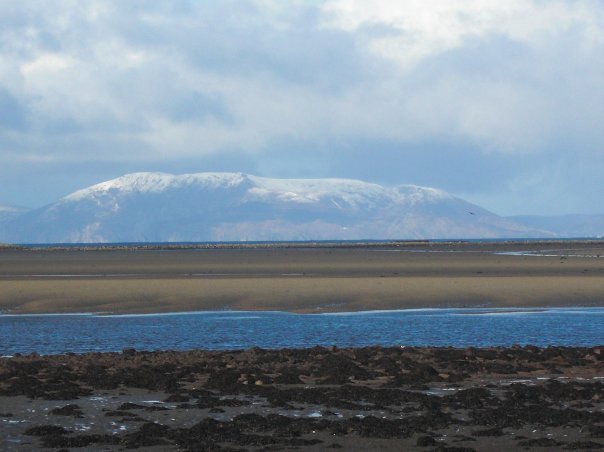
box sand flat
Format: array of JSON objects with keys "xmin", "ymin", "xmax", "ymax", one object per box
[{"xmin": 1, "ymin": 242, "xmax": 603, "ymax": 314}]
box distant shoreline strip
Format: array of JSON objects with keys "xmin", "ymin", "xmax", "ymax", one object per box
[{"xmin": 3, "ymin": 238, "xmax": 604, "ymax": 252}]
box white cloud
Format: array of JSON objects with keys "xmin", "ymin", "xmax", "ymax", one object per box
[
  {"xmin": 0, "ymin": 0, "xmax": 602, "ymax": 175},
  {"xmin": 321, "ymin": 0, "xmax": 604, "ymax": 69}
]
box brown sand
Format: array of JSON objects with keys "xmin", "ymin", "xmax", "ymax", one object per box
[
  {"xmin": 2, "ymin": 243, "xmax": 603, "ymax": 451},
  {"xmin": 1, "ymin": 241, "xmax": 604, "ymax": 314}
]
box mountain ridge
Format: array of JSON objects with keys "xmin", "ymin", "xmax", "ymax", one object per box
[{"xmin": 1, "ymin": 172, "xmax": 548, "ymax": 243}]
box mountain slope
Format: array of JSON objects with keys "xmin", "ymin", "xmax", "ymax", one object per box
[
  {"xmin": 1, "ymin": 172, "xmax": 546, "ymax": 243},
  {"xmin": 0, "ymin": 205, "xmax": 29, "ymax": 244},
  {"xmin": 509, "ymin": 214, "xmax": 604, "ymax": 238},
  {"xmin": 0, "ymin": 204, "xmax": 28, "ymax": 221}
]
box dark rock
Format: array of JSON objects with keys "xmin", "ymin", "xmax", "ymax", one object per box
[
  {"xmin": 163, "ymin": 393, "xmax": 190, "ymax": 403},
  {"xmin": 452, "ymin": 435, "xmax": 476, "ymax": 442},
  {"xmin": 205, "ymin": 369, "xmax": 241, "ymax": 391},
  {"xmin": 24, "ymin": 425, "xmax": 69, "ymax": 436},
  {"xmin": 445, "ymin": 387, "xmax": 497, "ymax": 409},
  {"xmin": 517, "ymin": 437, "xmax": 562, "ymax": 447},
  {"xmin": 565, "ymin": 440, "xmax": 604, "ymax": 450},
  {"xmin": 121, "ymin": 422, "xmax": 172, "ymax": 449},
  {"xmin": 471, "ymin": 427, "xmax": 504, "ymax": 437},
  {"xmin": 590, "ymin": 425, "xmax": 604, "ymax": 438},
  {"xmin": 417, "ymin": 435, "xmax": 438, "ymax": 446},
  {"xmin": 117, "ymin": 402, "xmax": 146, "ymax": 410},
  {"xmin": 41, "ymin": 434, "xmax": 120, "ymax": 448},
  {"xmin": 49, "ymin": 404, "xmax": 83, "ymax": 417},
  {"xmin": 430, "ymin": 447, "xmax": 476, "ymax": 452}
]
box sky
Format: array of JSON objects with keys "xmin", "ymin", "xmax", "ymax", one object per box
[{"xmin": 0, "ymin": 0, "xmax": 603, "ymax": 216}]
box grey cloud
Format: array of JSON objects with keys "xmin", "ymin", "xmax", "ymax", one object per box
[
  {"xmin": 0, "ymin": 1, "xmax": 602, "ymax": 216},
  {"xmin": 115, "ymin": 2, "xmax": 368, "ymax": 92},
  {"xmin": 0, "ymin": 87, "xmax": 26, "ymax": 130},
  {"xmin": 162, "ymin": 91, "xmax": 233, "ymax": 124}
]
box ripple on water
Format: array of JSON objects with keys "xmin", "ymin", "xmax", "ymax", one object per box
[{"xmin": 2, "ymin": 308, "xmax": 604, "ymax": 355}]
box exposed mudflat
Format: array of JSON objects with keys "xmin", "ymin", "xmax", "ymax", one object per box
[
  {"xmin": 1, "ymin": 241, "xmax": 604, "ymax": 314},
  {"xmin": 1, "ymin": 346, "xmax": 603, "ymax": 451}
]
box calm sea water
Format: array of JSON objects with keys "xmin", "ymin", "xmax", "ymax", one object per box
[{"xmin": 1, "ymin": 308, "xmax": 603, "ymax": 355}]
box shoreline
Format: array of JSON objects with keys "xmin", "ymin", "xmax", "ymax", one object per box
[
  {"xmin": 2, "ymin": 345, "xmax": 603, "ymax": 451},
  {"xmin": 2, "ymin": 241, "xmax": 604, "ymax": 315},
  {"xmin": 6, "ymin": 238, "xmax": 604, "ymax": 251},
  {"xmin": 2, "ymin": 305, "xmax": 604, "ymax": 318},
  {"xmin": 3, "ymin": 242, "xmax": 603, "ymax": 449}
]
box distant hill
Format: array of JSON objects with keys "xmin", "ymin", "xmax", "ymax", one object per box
[
  {"xmin": 0, "ymin": 205, "xmax": 28, "ymax": 246},
  {"xmin": 0, "ymin": 172, "xmax": 547, "ymax": 243},
  {"xmin": 0, "ymin": 204, "xmax": 29, "ymax": 222},
  {"xmin": 509, "ymin": 214, "xmax": 604, "ymax": 238}
]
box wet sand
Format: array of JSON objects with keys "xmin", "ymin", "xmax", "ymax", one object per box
[
  {"xmin": 1, "ymin": 241, "xmax": 604, "ymax": 314},
  {"xmin": 2, "ymin": 243, "xmax": 603, "ymax": 450},
  {"xmin": 1, "ymin": 346, "xmax": 603, "ymax": 451}
]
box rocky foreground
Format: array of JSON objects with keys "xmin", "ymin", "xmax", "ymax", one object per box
[{"xmin": 1, "ymin": 346, "xmax": 603, "ymax": 451}]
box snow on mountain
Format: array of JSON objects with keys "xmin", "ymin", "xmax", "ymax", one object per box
[
  {"xmin": 64, "ymin": 172, "xmax": 248, "ymax": 201},
  {"xmin": 0, "ymin": 172, "xmax": 547, "ymax": 243}
]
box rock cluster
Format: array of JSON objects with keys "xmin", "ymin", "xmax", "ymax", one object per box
[{"xmin": 1, "ymin": 346, "xmax": 603, "ymax": 450}]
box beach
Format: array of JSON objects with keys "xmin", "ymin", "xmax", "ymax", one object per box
[
  {"xmin": 1, "ymin": 241, "xmax": 604, "ymax": 315},
  {"xmin": 2, "ymin": 241, "xmax": 604, "ymax": 450},
  {"xmin": 2, "ymin": 346, "xmax": 603, "ymax": 451}
]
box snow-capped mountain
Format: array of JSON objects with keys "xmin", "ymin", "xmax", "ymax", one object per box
[{"xmin": 0, "ymin": 172, "xmax": 546, "ymax": 243}]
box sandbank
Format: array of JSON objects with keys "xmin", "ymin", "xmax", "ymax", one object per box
[{"xmin": 1, "ymin": 241, "xmax": 603, "ymax": 315}]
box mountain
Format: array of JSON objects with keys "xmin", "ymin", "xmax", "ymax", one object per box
[
  {"xmin": 509, "ymin": 214, "xmax": 604, "ymax": 238},
  {"xmin": 0, "ymin": 205, "xmax": 29, "ymax": 244},
  {"xmin": 0, "ymin": 172, "xmax": 547, "ymax": 243},
  {"xmin": 0, "ymin": 204, "xmax": 29, "ymax": 223}
]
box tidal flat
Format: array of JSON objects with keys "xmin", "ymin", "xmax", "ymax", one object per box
[
  {"xmin": 1, "ymin": 346, "xmax": 603, "ymax": 451},
  {"xmin": 1, "ymin": 241, "xmax": 603, "ymax": 450},
  {"xmin": 1, "ymin": 240, "xmax": 604, "ymax": 314}
]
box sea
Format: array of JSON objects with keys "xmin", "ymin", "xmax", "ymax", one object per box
[
  {"xmin": 1, "ymin": 308, "xmax": 603, "ymax": 356},
  {"xmin": 3, "ymin": 239, "xmax": 603, "ymax": 355}
]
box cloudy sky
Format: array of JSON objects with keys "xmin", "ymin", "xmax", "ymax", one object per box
[{"xmin": 1, "ymin": 0, "xmax": 603, "ymax": 215}]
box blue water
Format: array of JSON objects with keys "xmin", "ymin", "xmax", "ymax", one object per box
[{"xmin": 1, "ymin": 308, "xmax": 602, "ymax": 355}]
